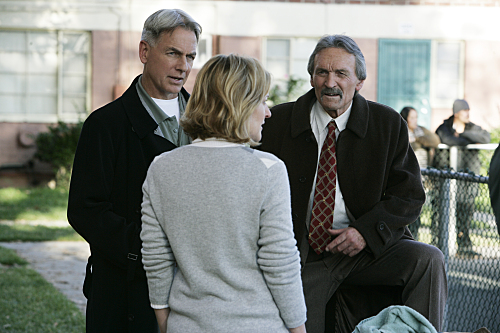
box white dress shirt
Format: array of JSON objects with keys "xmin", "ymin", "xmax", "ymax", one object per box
[{"xmin": 306, "ymin": 100, "xmax": 352, "ymax": 230}]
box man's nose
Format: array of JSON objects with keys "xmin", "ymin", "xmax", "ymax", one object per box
[
  {"xmin": 325, "ymin": 73, "xmax": 337, "ymax": 88},
  {"xmin": 176, "ymin": 57, "xmax": 189, "ymax": 72}
]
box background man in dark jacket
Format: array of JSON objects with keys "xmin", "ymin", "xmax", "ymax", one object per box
[
  {"xmin": 434, "ymin": 99, "xmax": 490, "ymax": 256},
  {"xmin": 67, "ymin": 9, "xmax": 201, "ymax": 332},
  {"xmin": 259, "ymin": 35, "xmax": 447, "ymax": 333}
]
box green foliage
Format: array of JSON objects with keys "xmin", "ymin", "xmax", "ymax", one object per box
[
  {"xmin": 0, "ymin": 251, "xmax": 85, "ymax": 332},
  {"xmin": 490, "ymin": 127, "xmax": 500, "ymax": 144},
  {"xmin": 268, "ymin": 75, "xmax": 307, "ymax": 107},
  {"xmin": 478, "ymin": 127, "xmax": 500, "ymax": 176},
  {"xmin": 35, "ymin": 121, "xmax": 83, "ymax": 188},
  {"xmin": 0, "ymin": 187, "xmax": 69, "ymax": 221}
]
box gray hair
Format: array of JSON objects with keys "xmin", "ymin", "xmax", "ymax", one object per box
[
  {"xmin": 141, "ymin": 9, "xmax": 202, "ymax": 47},
  {"xmin": 307, "ymin": 35, "xmax": 367, "ymax": 81}
]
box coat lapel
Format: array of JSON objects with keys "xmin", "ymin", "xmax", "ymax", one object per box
[
  {"xmin": 122, "ymin": 76, "xmax": 158, "ymax": 140},
  {"xmin": 345, "ymin": 93, "xmax": 370, "ymax": 139},
  {"xmin": 290, "ymin": 89, "xmax": 316, "ymax": 138}
]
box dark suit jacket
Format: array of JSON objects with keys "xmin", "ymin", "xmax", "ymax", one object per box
[
  {"xmin": 260, "ymin": 89, "xmax": 425, "ymax": 260},
  {"xmin": 67, "ymin": 75, "xmax": 189, "ymax": 332}
]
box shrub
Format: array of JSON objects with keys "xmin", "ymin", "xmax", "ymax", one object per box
[
  {"xmin": 268, "ymin": 75, "xmax": 307, "ymax": 107},
  {"xmin": 35, "ymin": 121, "xmax": 83, "ymax": 188}
]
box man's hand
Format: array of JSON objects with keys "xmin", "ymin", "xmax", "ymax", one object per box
[{"xmin": 325, "ymin": 227, "xmax": 366, "ymax": 257}]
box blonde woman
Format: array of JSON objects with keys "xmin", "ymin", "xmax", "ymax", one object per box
[{"xmin": 140, "ymin": 54, "xmax": 307, "ymax": 333}]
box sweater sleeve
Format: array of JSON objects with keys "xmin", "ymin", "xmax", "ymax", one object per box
[
  {"xmin": 256, "ymin": 160, "xmax": 307, "ymax": 329},
  {"xmin": 140, "ymin": 162, "xmax": 176, "ymax": 309}
]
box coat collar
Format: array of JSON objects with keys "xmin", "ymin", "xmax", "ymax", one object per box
[
  {"xmin": 122, "ymin": 75, "xmax": 190, "ymax": 139},
  {"xmin": 290, "ymin": 88, "xmax": 369, "ymax": 139}
]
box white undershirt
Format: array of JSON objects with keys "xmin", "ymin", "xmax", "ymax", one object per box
[
  {"xmin": 152, "ymin": 97, "xmax": 180, "ymax": 122},
  {"xmin": 308, "ymin": 100, "xmax": 352, "ymax": 230}
]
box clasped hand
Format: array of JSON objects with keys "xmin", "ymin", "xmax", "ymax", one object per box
[{"xmin": 324, "ymin": 227, "xmax": 366, "ymax": 257}]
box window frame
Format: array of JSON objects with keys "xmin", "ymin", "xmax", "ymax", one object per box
[
  {"xmin": 192, "ymin": 34, "xmax": 212, "ymax": 70},
  {"xmin": 0, "ymin": 29, "xmax": 91, "ymax": 123},
  {"xmin": 262, "ymin": 36, "xmax": 318, "ymax": 82}
]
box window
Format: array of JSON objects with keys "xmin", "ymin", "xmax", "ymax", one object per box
[
  {"xmin": 264, "ymin": 37, "xmax": 318, "ymax": 100},
  {"xmin": 193, "ymin": 36, "xmax": 212, "ymax": 69},
  {"xmin": 0, "ymin": 30, "xmax": 90, "ymax": 123},
  {"xmin": 430, "ymin": 41, "xmax": 465, "ymax": 108}
]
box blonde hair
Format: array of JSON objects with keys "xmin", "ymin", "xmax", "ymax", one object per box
[{"xmin": 181, "ymin": 54, "xmax": 271, "ymax": 146}]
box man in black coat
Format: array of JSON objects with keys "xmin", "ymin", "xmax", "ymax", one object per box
[
  {"xmin": 259, "ymin": 35, "xmax": 447, "ymax": 333},
  {"xmin": 67, "ymin": 9, "xmax": 201, "ymax": 332}
]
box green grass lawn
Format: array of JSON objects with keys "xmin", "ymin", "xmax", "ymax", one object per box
[
  {"xmin": 0, "ymin": 187, "xmax": 85, "ymax": 331},
  {"xmin": 0, "ymin": 247, "xmax": 85, "ymax": 333},
  {"xmin": 0, "ymin": 187, "xmax": 68, "ymax": 221},
  {"xmin": 0, "ymin": 187, "xmax": 82, "ymax": 242}
]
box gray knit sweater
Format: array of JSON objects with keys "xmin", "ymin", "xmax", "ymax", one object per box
[{"xmin": 141, "ymin": 139, "xmax": 306, "ymax": 332}]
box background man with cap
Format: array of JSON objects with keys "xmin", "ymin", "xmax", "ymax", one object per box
[{"xmin": 435, "ymin": 99, "xmax": 490, "ymax": 255}]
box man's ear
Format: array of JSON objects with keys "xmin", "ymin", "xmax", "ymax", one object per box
[
  {"xmin": 139, "ymin": 40, "xmax": 149, "ymax": 65},
  {"xmin": 355, "ymin": 79, "xmax": 365, "ymax": 92}
]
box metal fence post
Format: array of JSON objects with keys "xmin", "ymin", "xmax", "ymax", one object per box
[
  {"xmin": 448, "ymin": 146, "xmax": 458, "ymax": 257},
  {"xmin": 438, "ymin": 178, "xmax": 451, "ymax": 264}
]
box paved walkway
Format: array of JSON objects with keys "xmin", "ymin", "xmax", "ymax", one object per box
[{"xmin": 0, "ymin": 221, "xmax": 90, "ymax": 313}]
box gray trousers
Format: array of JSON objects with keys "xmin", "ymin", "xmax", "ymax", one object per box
[{"xmin": 301, "ymin": 238, "xmax": 447, "ymax": 333}]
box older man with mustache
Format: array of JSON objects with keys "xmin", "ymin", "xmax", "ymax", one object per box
[{"xmin": 259, "ymin": 35, "xmax": 447, "ymax": 333}]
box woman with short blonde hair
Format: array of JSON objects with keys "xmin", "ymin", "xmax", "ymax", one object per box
[
  {"xmin": 181, "ymin": 54, "xmax": 272, "ymax": 146},
  {"xmin": 141, "ymin": 54, "xmax": 307, "ymax": 333}
]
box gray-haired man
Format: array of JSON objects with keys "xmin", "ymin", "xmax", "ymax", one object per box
[
  {"xmin": 260, "ymin": 34, "xmax": 447, "ymax": 333},
  {"xmin": 68, "ymin": 9, "xmax": 201, "ymax": 332}
]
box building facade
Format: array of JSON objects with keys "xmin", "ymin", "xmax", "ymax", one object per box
[{"xmin": 1, "ymin": 0, "xmax": 499, "ymax": 186}]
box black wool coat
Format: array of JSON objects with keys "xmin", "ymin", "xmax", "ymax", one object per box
[
  {"xmin": 68, "ymin": 75, "xmax": 189, "ymax": 332},
  {"xmin": 259, "ymin": 89, "xmax": 425, "ymax": 260}
]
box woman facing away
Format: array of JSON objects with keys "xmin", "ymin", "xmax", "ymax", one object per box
[
  {"xmin": 140, "ymin": 54, "xmax": 307, "ymax": 333},
  {"xmin": 400, "ymin": 106, "xmax": 440, "ymax": 169}
]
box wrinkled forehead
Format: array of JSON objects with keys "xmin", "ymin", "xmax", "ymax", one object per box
[{"xmin": 314, "ymin": 47, "xmax": 356, "ymax": 71}]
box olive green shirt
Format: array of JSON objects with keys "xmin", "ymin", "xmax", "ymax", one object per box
[{"xmin": 136, "ymin": 76, "xmax": 191, "ymax": 147}]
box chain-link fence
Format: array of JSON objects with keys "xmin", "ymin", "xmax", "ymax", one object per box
[
  {"xmin": 415, "ymin": 144, "xmax": 500, "ymax": 332},
  {"xmin": 431, "ymin": 144, "xmax": 497, "ymax": 177}
]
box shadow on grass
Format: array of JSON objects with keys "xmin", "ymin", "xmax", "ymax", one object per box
[{"xmin": 0, "ymin": 224, "xmax": 83, "ymax": 242}]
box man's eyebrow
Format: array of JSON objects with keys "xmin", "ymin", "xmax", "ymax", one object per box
[
  {"xmin": 165, "ymin": 46, "xmax": 182, "ymax": 54},
  {"xmin": 165, "ymin": 47, "xmax": 197, "ymax": 56}
]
